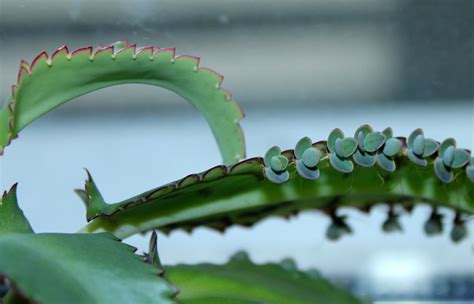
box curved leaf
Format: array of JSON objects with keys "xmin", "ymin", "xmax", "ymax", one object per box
[
  {"xmin": 0, "ymin": 42, "xmax": 245, "ymax": 165},
  {"xmin": 166, "ymin": 252, "xmax": 364, "ymax": 304},
  {"xmin": 0, "ymin": 233, "xmax": 174, "ymax": 304}
]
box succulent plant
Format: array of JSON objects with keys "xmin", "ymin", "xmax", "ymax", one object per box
[
  {"xmin": 406, "ymin": 129, "xmax": 439, "ymax": 166},
  {"xmin": 0, "ymin": 42, "xmax": 473, "ymax": 303},
  {"xmin": 294, "ymin": 137, "xmax": 323, "ymax": 180},
  {"xmin": 434, "ymin": 138, "xmax": 470, "ymax": 183},
  {"xmin": 264, "ymin": 146, "xmax": 290, "ymax": 183},
  {"xmin": 327, "ymin": 129, "xmax": 357, "ymax": 173}
]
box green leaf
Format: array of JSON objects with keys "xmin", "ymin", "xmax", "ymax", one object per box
[
  {"xmin": 0, "ymin": 184, "xmax": 33, "ymax": 234},
  {"xmin": 376, "ymin": 153, "xmax": 396, "ymax": 172},
  {"xmin": 442, "ymin": 145, "xmax": 455, "ymax": 167},
  {"xmin": 467, "ymin": 159, "xmax": 474, "ymax": 182},
  {"xmin": 451, "ymin": 149, "xmax": 470, "ymax": 168},
  {"xmin": 435, "ymin": 158, "xmax": 454, "ymax": 183},
  {"xmin": 302, "ymin": 147, "xmax": 321, "ymax": 168},
  {"xmin": 166, "ymin": 252, "xmax": 364, "ymax": 304},
  {"xmin": 355, "ymin": 124, "xmax": 373, "ymax": 138},
  {"xmin": 440, "ymin": 138, "xmax": 456, "ymax": 156},
  {"xmin": 353, "ymin": 150, "xmax": 376, "ymax": 167},
  {"xmin": 264, "ymin": 146, "xmax": 281, "ymax": 167},
  {"xmin": 412, "ymin": 134, "xmax": 425, "ymax": 156},
  {"xmin": 0, "ymin": 42, "xmax": 245, "ymax": 165},
  {"xmin": 329, "ymin": 153, "xmax": 354, "ymax": 173},
  {"xmin": 270, "ymin": 155, "xmax": 289, "ymax": 173},
  {"xmin": 407, "ymin": 149, "xmax": 428, "ymax": 167},
  {"xmin": 382, "ymin": 138, "xmax": 401, "ymax": 157},
  {"xmin": 422, "ymin": 138, "xmax": 439, "ymax": 157},
  {"xmin": 382, "ymin": 127, "xmax": 393, "ymax": 139},
  {"xmin": 407, "ymin": 128, "xmax": 423, "ymax": 148},
  {"xmin": 0, "ymin": 233, "xmax": 174, "ymax": 304},
  {"xmin": 335, "ymin": 137, "xmax": 357, "ymax": 158},
  {"xmin": 327, "ymin": 128, "xmax": 344, "ymax": 153},
  {"xmin": 295, "ymin": 137, "xmax": 312, "ymax": 159},
  {"xmin": 363, "ymin": 132, "xmax": 386, "ymax": 153}
]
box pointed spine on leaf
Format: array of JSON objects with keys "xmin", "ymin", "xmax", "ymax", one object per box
[{"xmin": 75, "ymin": 169, "xmax": 108, "ymax": 221}]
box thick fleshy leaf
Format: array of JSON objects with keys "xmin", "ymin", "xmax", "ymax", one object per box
[
  {"xmin": 327, "ymin": 128, "xmax": 344, "ymax": 153},
  {"xmin": 270, "ymin": 155, "xmax": 289, "ymax": 173},
  {"xmin": 329, "ymin": 153, "xmax": 354, "ymax": 173},
  {"xmin": 377, "ymin": 153, "xmax": 396, "ymax": 172},
  {"xmin": 295, "ymin": 137, "xmax": 312, "ymax": 159},
  {"xmin": 467, "ymin": 159, "xmax": 474, "ymax": 182},
  {"xmin": 382, "ymin": 127, "xmax": 393, "ymax": 139},
  {"xmin": 451, "ymin": 149, "xmax": 470, "ymax": 169},
  {"xmin": 440, "ymin": 138, "xmax": 456, "ymax": 156},
  {"xmin": 0, "ymin": 43, "xmax": 245, "ymax": 165},
  {"xmin": 0, "ymin": 185, "xmax": 34, "ymax": 234},
  {"xmin": 363, "ymin": 132, "xmax": 386, "ymax": 153},
  {"xmin": 0, "ymin": 233, "xmax": 174, "ymax": 304},
  {"xmin": 407, "ymin": 128, "xmax": 423, "ymax": 148},
  {"xmin": 412, "ymin": 134, "xmax": 425, "ymax": 156},
  {"xmin": 422, "ymin": 138, "xmax": 439, "ymax": 157},
  {"xmin": 383, "ymin": 138, "xmax": 401, "ymax": 157},
  {"xmin": 302, "ymin": 147, "xmax": 321, "ymax": 168},
  {"xmin": 265, "ymin": 167, "xmax": 290, "ymax": 184},
  {"xmin": 353, "ymin": 150, "xmax": 376, "ymax": 167},
  {"xmin": 167, "ymin": 252, "xmax": 363, "ymax": 304},
  {"xmin": 335, "ymin": 137, "xmax": 357, "ymax": 158},
  {"xmin": 407, "ymin": 149, "xmax": 428, "ymax": 167},
  {"xmin": 442, "ymin": 145, "xmax": 455, "ymax": 167},
  {"xmin": 264, "ymin": 146, "xmax": 281, "ymax": 167},
  {"xmin": 296, "ymin": 160, "xmax": 320, "ymax": 180},
  {"xmin": 435, "ymin": 157, "xmax": 454, "ymax": 183}
]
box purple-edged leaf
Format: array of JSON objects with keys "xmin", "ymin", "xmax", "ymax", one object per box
[
  {"xmin": 383, "ymin": 138, "xmax": 401, "ymax": 157},
  {"xmin": 363, "ymin": 132, "xmax": 386, "ymax": 153}
]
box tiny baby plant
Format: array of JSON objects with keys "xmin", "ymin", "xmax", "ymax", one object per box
[{"xmin": 0, "ymin": 41, "xmax": 473, "ymax": 303}]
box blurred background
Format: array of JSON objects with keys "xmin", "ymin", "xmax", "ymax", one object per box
[{"xmin": 0, "ymin": 0, "xmax": 473, "ymax": 301}]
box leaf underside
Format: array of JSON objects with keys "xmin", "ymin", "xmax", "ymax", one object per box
[
  {"xmin": 165, "ymin": 252, "xmax": 364, "ymax": 304},
  {"xmin": 81, "ymin": 138, "xmax": 474, "ymax": 239},
  {"xmin": 0, "ymin": 233, "xmax": 174, "ymax": 304},
  {"xmin": 0, "ymin": 41, "xmax": 245, "ymax": 165}
]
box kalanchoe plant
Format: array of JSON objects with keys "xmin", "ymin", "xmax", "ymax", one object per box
[
  {"xmin": 327, "ymin": 128, "xmax": 358, "ymax": 173},
  {"xmin": 0, "ymin": 41, "xmax": 473, "ymax": 303}
]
